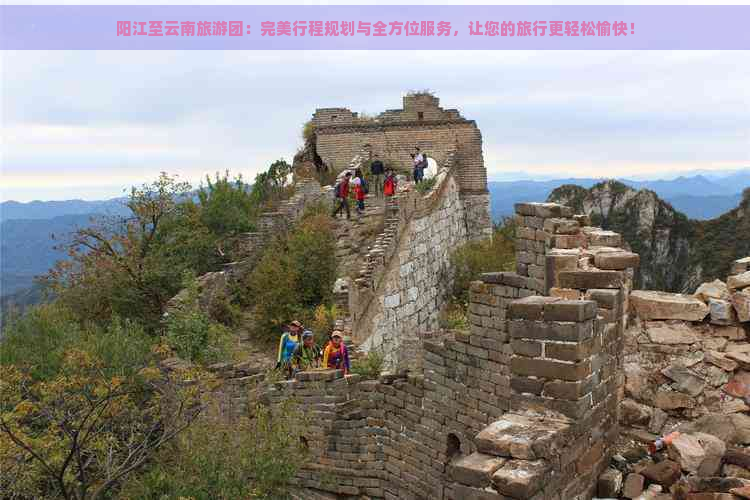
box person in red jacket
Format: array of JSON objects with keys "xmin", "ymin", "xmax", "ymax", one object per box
[
  {"xmin": 331, "ymin": 171, "xmax": 352, "ymax": 219},
  {"xmin": 352, "ymin": 168, "xmax": 366, "ymax": 216},
  {"xmin": 383, "ymin": 168, "xmax": 397, "ymax": 198}
]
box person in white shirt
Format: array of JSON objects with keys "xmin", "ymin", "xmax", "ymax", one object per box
[{"xmin": 413, "ymin": 147, "xmax": 425, "ymax": 183}]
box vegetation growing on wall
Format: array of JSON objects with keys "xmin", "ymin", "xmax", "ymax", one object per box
[{"xmin": 445, "ymin": 222, "xmax": 516, "ymax": 327}]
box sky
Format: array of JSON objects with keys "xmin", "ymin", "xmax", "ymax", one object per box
[{"xmin": 2, "ymin": 0, "xmax": 750, "ymax": 202}]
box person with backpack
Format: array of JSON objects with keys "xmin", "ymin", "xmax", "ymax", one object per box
[
  {"xmin": 331, "ymin": 171, "xmax": 352, "ymax": 220},
  {"xmin": 383, "ymin": 168, "xmax": 397, "ymax": 198},
  {"xmin": 370, "ymin": 154, "xmax": 385, "ymax": 197},
  {"xmin": 352, "ymin": 168, "xmax": 367, "ymax": 217}
]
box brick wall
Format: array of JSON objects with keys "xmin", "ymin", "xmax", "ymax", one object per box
[
  {"xmin": 356, "ymin": 172, "xmax": 471, "ymax": 368},
  {"xmin": 217, "ymin": 200, "xmax": 640, "ymax": 499},
  {"xmin": 311, "ymin": 95, "xmax": 487, "ymax": 194}
]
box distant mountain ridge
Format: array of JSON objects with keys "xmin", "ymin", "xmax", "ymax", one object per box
[
  {"xmin": 1, "ymin": 198, "xmax": 129, "ymax": 222},
  {"xmin": 489, "ymin": 169, "xmax": 750, "ymax": 221},
  {"xmin": 1, "ymin": 214, "xmax": 97, "ymax": 297},
  {"xmin": 548, "ymin": 180, "xmax": 750, "ymax": 293}
]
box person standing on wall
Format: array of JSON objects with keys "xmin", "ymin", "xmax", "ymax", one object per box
[
  {"xmin": 331, "ymin": 171, "xmax": 352, "ymax": 220},
  {"xmin": 413, "ymin": 147, "xmax": 425, "ymax": 183},
  {"xmin": 352, "ymin": 168, "xmax": 367, "ymax": 217},
  {"xmin": 383, "ymin": 168, "xmax": 397, "ymax": 198},
  {"xmin": 370, "ymin": 154, "xmax": 385, "ymax": 197}
]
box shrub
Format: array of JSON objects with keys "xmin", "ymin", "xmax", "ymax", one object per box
[
  {"xmin": 197, "ymin": 171, "xmax": 257, "ymax": 237},
  {"xmin": 310, "ymin": 304, "xmax": 339, "ymax": 339},
  {"xmin": 0, "ymin": 303, "xmax": 152, "ymax": 382},
  {"xmin": 302, "ymin": 119, "xmax": 315, "ymax": 144},
  {"xmin": 415, "ymin": 176, "xmax": 438, "ymax": 194},
  {"xmin": 120, "ymin": 400, "xmax": 309, "ymax": 499},
  {"xmin": 439, "ymin": 303, "xmax": 469, "ymax": 331},
  {"xmin": 0, "ymin": 342, "xmax": 201, "ymax": 500},
  {"xmin": 351, "ymin": 350, "xmax": 384, "ymax": 380},
  {"xmin": 450, "ymin": 223, "xmax": 516, "ymax": 305},
  {"xmin": 165, "ymin": 274, "xmax": 232, "ymax": 364},
  {"xmin": 243, "ymin": 209, "xmax": 337, "ymax": 340}
]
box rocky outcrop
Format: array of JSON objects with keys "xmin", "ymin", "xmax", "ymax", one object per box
[{"xmin": 549, "ymin": 181, "xmax": 750, "ymax": 294}]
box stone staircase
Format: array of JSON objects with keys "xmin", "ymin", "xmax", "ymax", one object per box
[{"xmin": 447, "ymin": 411, "xmax": 573, "ymax": 499}]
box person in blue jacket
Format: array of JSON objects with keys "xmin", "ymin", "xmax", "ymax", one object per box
[{"xmin": 276, "ymin": 320, "xmax": 302, "ymax": 378}]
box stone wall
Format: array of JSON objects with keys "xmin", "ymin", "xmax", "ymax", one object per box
[
  {"xmin": 311, "ymin": 94, "xmax": 487, "ymax": 194},
  {"xmin": 354, "ymin": 169, "xmax": 481, "ymax": 368},
  {"xmin": 211, "ymin": 200, "xmax": 643, "ymax": 499}
]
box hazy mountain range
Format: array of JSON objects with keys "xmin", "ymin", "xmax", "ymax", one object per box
[
  {"xmin": 2, "ymin": 169, "xmax": 749, "ymax": 308},
  {"xmin": 489, "ymin": 169, "xmax": 750, "ymax": 221}
]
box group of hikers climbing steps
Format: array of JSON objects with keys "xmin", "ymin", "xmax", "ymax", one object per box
[
  {"xmin": 331, "ymin": 147, "xmax": 430, "ymax": 220},
  {"xmin": 276, "ymin": 320, "xmax": 350, "ymax": 379}
]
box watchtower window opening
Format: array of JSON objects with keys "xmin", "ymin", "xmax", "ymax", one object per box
[
  {"xmin": 418, "ymin": 111, "xmax": 424, "ymax": 121},
  {"xmin": 331, "ymin": 115, "xmax": 337, "ymax": 121}
]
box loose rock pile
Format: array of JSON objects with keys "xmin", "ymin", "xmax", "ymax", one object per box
[{"xmin": 597, "ymin": 257, "xmax": 750, "ymax": 499}]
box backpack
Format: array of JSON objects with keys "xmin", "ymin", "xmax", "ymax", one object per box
[
  {"xmin": 384, "ymin": 177, "xmax": 395, "ymax": 196},
  {"xmin": 334, "ymin": 182, "xmax": 342, "ymax": 198},
  {"xmin": 361, "ymin": 177, "xmax": 369, "ymax": 194}
]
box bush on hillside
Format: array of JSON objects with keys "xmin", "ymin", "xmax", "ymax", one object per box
[
  {"xmin": 450, "ymin": 222, "xmax": 516, "ymax": 305},
  {"xmin": 0, "ymin": 303, "xmax": 152, "ymax": 382},
  {"xmin": 120, "ymin": 400, "xmax": 309, "ymax": 499},
  {"xmin": 242, "ymin": 208, "xmax": 337, "ymax": 340},
  {"xmin": 0, "ymin": 312, "xmax": 203, "ymax": 499},
  {"xmin": 164, "ymin": 273, "xmax": 232, "ymax": 364}
]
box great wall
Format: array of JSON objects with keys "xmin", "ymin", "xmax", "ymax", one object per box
[{"xmin": 181, "ymin": 94, "xmax": 750, "ymax": 499}]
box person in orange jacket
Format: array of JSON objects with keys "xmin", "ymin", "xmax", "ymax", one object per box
[{"xmin": 322, "ymin": 331, "xmax": 350, "ymax": 374}]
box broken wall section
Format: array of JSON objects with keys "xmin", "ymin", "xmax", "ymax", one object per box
[{"xmin": 622, "ymin": 256, "xmax": 750, "ymax": 447}]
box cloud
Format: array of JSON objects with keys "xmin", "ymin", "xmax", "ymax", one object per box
[{"xmin": 2, "ymin": 47, "xmax": 749, "ymax": 201}]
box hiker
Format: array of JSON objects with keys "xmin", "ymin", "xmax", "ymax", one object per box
[
  {"xmin": 352, "ymin": 168, "xmax": 367, "ymax": 216},
  {"xmin": 413, "ymin": 147, "xmax": 425, "ymax": 183},
  {"xmin": 370, "ymin": 155, "xmax": 385, "ymax": 197},
  {"xmin": 323, "ymin": 330, "xmax": 350, "ymax": 374},
  {"xmin": 292, "ymin": 330, "xmax": 322, "ymax": 373},
  {"xmin": 331, "ymin": 171, "xmax": 352, "ymax": 220},
  {"xmin": 383, "ymin": 168, "xmax": 397, "ymax": 198},
  {"xmin": 276, "ymin": 320, "xmax": 302, "ymax": 378}
]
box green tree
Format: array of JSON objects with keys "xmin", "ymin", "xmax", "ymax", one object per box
[
  {"xmin": 43, "ymin": 173, "xmax": 193, "ymax": 329},
  {"xmin": 197, "ymin": 171, "xmax": 257, "ymax": 237},
  {"xmin": 0, "ymin": 323, "xmax": 204, "ymax": 500},
  {"xmin": 250, "ymin": 159, "xmax": 293, "ymax": 208}
]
